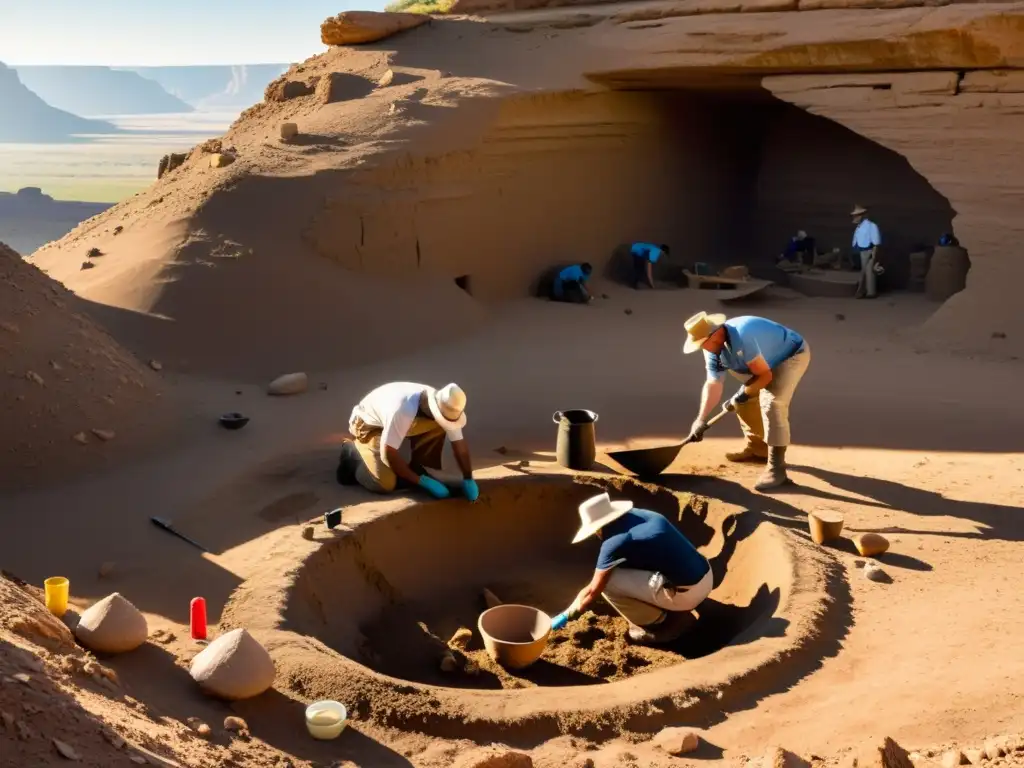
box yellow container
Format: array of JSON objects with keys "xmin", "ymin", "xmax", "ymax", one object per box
[{"xmin": 44, "ymin": 577, "xmax": 69, "ymax": 617}]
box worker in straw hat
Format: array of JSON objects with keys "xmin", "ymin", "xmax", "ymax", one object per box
[
  {"xmin": 682, "ymin": 312, "xmax": 811, "ymax": 491},
  {"xmin": 850, "ymin": 204, "xmax": 882, "ymax": 299},
  {"xmin": 550, "ymin": 492, "xmax": 713, "ymax": 646},
  {"xmin": 336, "ymin": 382, "xmax": 479, "ymax": 501}
]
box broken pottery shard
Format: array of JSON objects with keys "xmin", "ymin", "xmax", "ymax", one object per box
[
  {"xmin": 654, "ymin": 727, "xmax": 700, "ymax": 755},
  {"xmin": 452, "ymin": 746, "xmax": 534, "ymax": 768},
  {"xmin": 855, "ymin": 532, "xmax": 890, "ymax": 557},
  {"xmin": 320, "ymin": 11, "xmax": 428, "ymax": 46},
  {"xmin": 267, "ymin": 372, "xmax": 308, "ymax": 396},
  {"xmin": 75, "ymin": 593, "xmax": 148, "ymax": 654},
  {"xmin": 189, "ymin": 628, "xmax": 275, "ymax": 700},
  {"xmin": 280, "ymin": 122, "xmax": 299, "ymax": 141}
]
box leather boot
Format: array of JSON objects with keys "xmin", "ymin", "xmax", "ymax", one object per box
[
  {"xmin": 725, "ymin": 440, "xmax": 768, "ymax": 463},
  {"xmin": 627, "ymin": 611, "xmax": 696, "ymax": 645},
  {"xmin": 754, "ymin": 446, "xmax": 790, "ymax": 491}
]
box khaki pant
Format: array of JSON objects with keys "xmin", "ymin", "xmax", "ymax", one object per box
[
  {"xmin": 602, "ymin": 567, "xmax": 714, "ymax": 627},
  {"xmin": 855, "ymin": 248, "xmax": 878, "ymax": 298},
  {"xmin": 729, "ymin": 343, "xmax": 811, "ymax": 448},
  {"xmin": 349, "ymin": 416, "xmax": 446, "ymax": 494}
]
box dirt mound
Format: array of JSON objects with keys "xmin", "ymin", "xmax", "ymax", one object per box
[{"xmin": 0, "ymin": 242, "xmax": 176, "ymax": 492}]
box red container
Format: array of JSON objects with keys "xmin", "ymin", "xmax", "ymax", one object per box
[{"xmin": 190, "ymin": 597, "xmax": 208, "ymax": 641}]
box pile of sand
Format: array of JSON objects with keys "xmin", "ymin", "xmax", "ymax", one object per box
[
  {"xmin": 0, "ymin": 242, "xmax": 176, "ymax": 492},
  {"xmin": 74, "ymin": 592, "xmax": 149, "ymax": 654},
  {"xmin": 189, "ymin": 627, "xmax": 276, "ymax": 700}
]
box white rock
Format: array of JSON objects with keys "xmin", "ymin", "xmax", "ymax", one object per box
[
  {"xmin": 53, "ymin": 738, "xmax": 79, "ymax": 760},
  {"xmin": 267, "ymin": 372, "xmax": 308, "ymax": 396},
  {"xmin": 280, "ymin": 122, "xmax": 299, "ymax": 141},
  {"xmin": 654, "ymin": 727, "xmax": 700, "ymax": 755},
  {"xmin": 209, "ymin": 153, "xmax": 235, "ymax": 168},
  {"xmin": 149, "ymin": 360, "xmax": 163, "ymax": 371},
  {"xmin": 72, "ymin": 432, "xmax": 89, "ymax": 445},
  {"xmin": 91, "ymin": 428, "xmax": 115, "ymax": 441},
  {"xmin": 74, "ymin": 593, "xmax": 148, "ymax": 654},
  {"xmin": 189, "ymin": 628, "xmax": 275, "ymax": 700},
  {"xmin": 377, "ymin": 69, "xmax": 395, "ymax": 88},
  {"xmin": 864, "ymin": 565, "xmax": 891, "ymax": 583}
]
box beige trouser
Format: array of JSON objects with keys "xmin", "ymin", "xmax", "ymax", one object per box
[
  {"xmin": 602, "ymin": 566, "xmax": 714, "ymax": 627},
  {"xmin": 729, "ymin": 343, "xmax": 811, "ymax": 448},
  {"xmin": 349, "ymin": 416, "xmax": 446, "ymax": 494},
  {"xmin": 856, "ymin": 248, "xmax": 878, "ymax": 298}
]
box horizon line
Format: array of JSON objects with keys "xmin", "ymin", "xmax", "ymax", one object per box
[{"xmin": 7, "ymin": 61, "xmax": 295, "ymax": 68}]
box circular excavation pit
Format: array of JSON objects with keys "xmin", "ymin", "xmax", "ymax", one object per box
[{"xmin": 224, "ymin": 474, "xmax": 845, "ymax": 741}]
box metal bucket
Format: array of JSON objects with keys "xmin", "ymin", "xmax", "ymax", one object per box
[{"xmin": 553, "ymin": 409, "xmax": 598, "ymax": 471}]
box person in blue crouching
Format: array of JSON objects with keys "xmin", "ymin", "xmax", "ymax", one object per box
[
  {"xmin": 551, "ymin": 493, "xmax": 713, "ymax": 645},
  {"xmin": 550, "ymin": 262, "xmax": 594, "ymax": 304},
  {"xmin": 335, "ymin": 382, "xmax": 479, "ymax": 502},
  {"xmin": 630, "ymin": 242, "xmax": 670, "ymax": 289}
]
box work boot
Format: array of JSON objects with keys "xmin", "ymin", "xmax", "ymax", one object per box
[
  {"xmin": 725, "ymin": 441, "xmax": 768, "ymax": 464},
  {"xmin": 627, "ymin": 611, "xmax": 695, "ymax": 646},
  {"xmin": 754, "ymin": 446, "xmax": 790, "ymax": 492},
  {"xmin": 335, "ymin": 441, "xmax": 361, "ymax": 486}
]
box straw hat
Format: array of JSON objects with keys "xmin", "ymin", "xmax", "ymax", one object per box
[
  {"xmin": 427, "ymin": 383, "xmax": 467, "ymax": 431},
  {"xmin": 572, "ymin": 493, "xmax": 634, "ymax": 544},
  {"xmin": 851, "ymin": 204, "xmax": 868, "ymax": 216},
  {"xmin": 682, "ymin": 311, "xmax": 726, "ymax": 354}
]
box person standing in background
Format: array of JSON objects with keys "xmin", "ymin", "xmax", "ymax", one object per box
[{"xmin": 850, "ymin": 205, "xmax": 881, "ymax": 299}]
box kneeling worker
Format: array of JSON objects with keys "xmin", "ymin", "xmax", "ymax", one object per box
[
  {"xmin": 550, "ymin": 262, "xmax": 594, "ymax": 304},
  {"xmin": 336, "ymin": 381, "xmax": 478, "ymax": 501},
  {"xmin": 682, "ymin": 311, "xmax": 811, "ymax": 491},
  {"xmin": 551, "ymin": 493, "xmax": 713, "ymax": 646}
]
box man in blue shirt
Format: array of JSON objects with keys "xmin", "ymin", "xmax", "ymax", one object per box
[
  {"xmin": 682, "ymin": 312, "xmax": 811, "ymax": 491},
  {"xmin": 850, "ymin": 204, "xmax": 882, "ymax": 299},
  {"xmin": 549, "ymin": 262, "xmax": 593, "ymax": 304},
  {"xmin": 552, "ymin": 492, "xmax": 713, "ymax": 645},
  {"xmin": 630, "ymin": 242, "xmax": 670, "ymax": 289}
]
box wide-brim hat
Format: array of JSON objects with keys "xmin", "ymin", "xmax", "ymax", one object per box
[
  {"xmin": 426, "ymin": 383, "xmax": 467, "ymax": 431},
  {"xmin": 682, "ymin": 311, "xmax": 727, "ymax": 354},
  {"xmin": 851, "ymin": 204, "xmax": 868, "ymax": 216},
  {"xmin": 572, "ymin": 492, "xmax": 634, "ymax": 544}
]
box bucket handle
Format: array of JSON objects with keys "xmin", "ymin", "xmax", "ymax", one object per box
[{"xmin": 552, "ymin": 410, "xmax": 599, "ymax": 424}]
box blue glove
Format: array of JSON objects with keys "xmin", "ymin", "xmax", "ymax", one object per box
[
  {"xmin": 418, "ymin": 474, "xmax": 450, "ymax": 499},
  {"xmin": 725, "ymin": 389, "xmax": 751, "ymax": 412},
  {"xmin": 462, "ymin": 478, "xmax": 479, "ymax": 502},
  {"xmin": 551, "ymin": 612, "xmax": 569, "ymax": 631}
]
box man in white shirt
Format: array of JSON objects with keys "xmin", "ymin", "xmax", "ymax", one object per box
[
  {"xmin": 850, "ymin": 204, "xmax": 881, "ymax": 299},
  {"xmin": 336, "ymin": 382, "xmax": 479, "ymax": 501}
]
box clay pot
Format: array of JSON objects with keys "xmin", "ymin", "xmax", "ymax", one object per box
[
  {"xmin": 807, "ymin": 510, "xmax": 845, "ymax": 545},
  {"xmin": 854, "ymin": 532, "xmax": 890, "ymax": 557},
  {"xmin": 477, "ymin": 604, "xmax": 551, "ymax": 670}
]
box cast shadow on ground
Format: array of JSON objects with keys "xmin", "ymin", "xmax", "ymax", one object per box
[
  {"xmin": 793, "ymin": 465, "xmax": 1024, "ymax": 543},
  {"xmin": 821, "ymin": 535, "xmax": 932, "ymax": 571}
]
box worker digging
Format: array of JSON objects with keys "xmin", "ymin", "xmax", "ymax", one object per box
[
  {"xmin": 335, "ymin": 381, "xmax": 479, "ymax": 501},
  {"xmin": 550, "ymin": 492, "xmax": 714, "ymax": 645},
  {"xmin": 630, "ymin": 242, "xmax": 670, "ymax": 289},
  {"xmin": 683, "ymin": 311, "xmax": 811, "ymax": 492},
  {"xmin": 548, "ymin": 262, "xmax": 595, "ymax": 304}
]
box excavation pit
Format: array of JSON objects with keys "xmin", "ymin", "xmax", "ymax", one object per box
[{"xmin": 225, "ymin": 473, "xmax": 843, "ymax": 740}]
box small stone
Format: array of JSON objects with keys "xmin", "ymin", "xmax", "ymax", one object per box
[
  {"xmin": 49, "ymin": 360, "xmax": 62, "ymax": 371},
  {"xmin": 26, "ymin": 370, "xmax": 44, "ymax": 385},
  {"xmin": 130, "ymin": 757, "xmax": 147, "ymax": 765},
  {"xmin": 853, "ymin": 559, "xmax": 866, "ymax": 568},
  {"xmin": 98, "ymin": 561, "xmax": 116, "ymax": 578},
  {"xmin": 624, "ymin": 308, "xmax": 633, "ymax": 315},
  {"xmin": 864, "ymin": 564, "xmax": 891, "ymax": 583},
  {"xmin": 448, "ymin": 627, "xmax": 473, "ymax": 650},
  {"xmin": 151, "ymin": 629, "xmax": 176, "ymax": 644},
  {"xmin": 53, "ymin": 738, "xmax": 80, "ymax": 760},
  {"xmin": 12, "ymin": 673, "xmax": 31, "ymax": 685},
  {"xmin": 267, "ymin": 372, "xmax": 308, "ymax": 396},
  {"xmin": 855, "ymin": 533, "xmax": 890, "ymax": 557},
  {"xmin": 302, "ymin": 526, "xmax": 315, "ymax": 540},
  {"xmin": 439, "ymin": 653, "xmax": 458, "ymax": 673},
  {"xmin": 942, "ymin": 750, "xmax": 964, "ymax": 768},
  {"xmin": 149, "ymin": 360, "xmax": 163, "ymax": 371},
  {"xmin": 983, "ymin": 741, "xmax": 1005, "ymax": 760},
  {"xmin": 197, "ymin": 723, "xmax": 212, "ymax": 738},
  {"xmin": 210, "ymin": 153, "xmax": 235, "ymax": 168},
  {"xmin": 101, "ymin": 728, "xmax": 126, "ymax": 749},
  {"xmin": 280, "ymin": 123, "xmax": 299, "ymax": 141},
  {"xmin": 654, "ymin": 727, "xmax": 700, "ymax": 755},
  {"xmin": 377, "ymin": 69, "xmax": 395, "ymax": 88},
  {"xmin": 836, "ymin": 313, "xmax": 846, "ymax": 321},
  {"xmin": 81, "ymin": 261, "xmax": 95, "ymax": 270},
  {"xmin": 224, "ymin": 715, "xmax": 248, "ymax": 733},
  {"xmin": 964, "ymin": 750, "xmax": 983, "ymax": 765},
  {"xmin": 91, "ymin": 429, "xmax": 115, "ymax": 441}
]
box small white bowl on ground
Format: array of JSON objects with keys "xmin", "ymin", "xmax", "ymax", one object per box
[{"xmin": 305, "ymin": 700, "xmax": 347, "ymax": 740}]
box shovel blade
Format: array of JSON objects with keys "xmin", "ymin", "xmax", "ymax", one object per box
[{"xmin": 606, "ymin": 443, "xmax": 683, "ymax": 478}]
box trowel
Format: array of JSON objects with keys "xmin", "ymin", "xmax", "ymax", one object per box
[
  {"xmin": 150, "ymin": 517, "xmax": 208, "ymax": 552},
  {"xmin": 606, "ymin": 408, "xmax": 730, "ymax": 479}
]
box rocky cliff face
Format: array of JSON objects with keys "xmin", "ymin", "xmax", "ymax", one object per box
[{"xmin": 0, "ymin": 62, "xmax": 116, "ymax": 142}]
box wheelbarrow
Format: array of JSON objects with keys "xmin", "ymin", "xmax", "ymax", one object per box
[{"xmin": 606, "ymin": 408, "xmax": 730, "ymax": 479}]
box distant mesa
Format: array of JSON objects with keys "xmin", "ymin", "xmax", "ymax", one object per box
[
  {"xmin": 124, "ymin": 64, "xmax": 290, "ymax": 110},
  {"xmin": 15, "ymin": 65, "xmax": 194, "ymax": 116},
  {"xmin": 0, "ymin": 61, "xmax": 117, "ymax": 142}
]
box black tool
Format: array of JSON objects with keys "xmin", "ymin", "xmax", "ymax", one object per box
[
  {"xmin": 150, "ymin": 517, "xmax": 208, "ymax": 552},
  {"xmin": 324, "ymin": 508, "xmax": 343, "ymax": 530},
  {"xmin": 606, "ymin": 408, "xmax": 730, "ymax": 478}
]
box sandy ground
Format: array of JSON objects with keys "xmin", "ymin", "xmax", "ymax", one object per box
[{"xmin": 2, "ymin": 284, "xmax": 1022, "ymax": 767}]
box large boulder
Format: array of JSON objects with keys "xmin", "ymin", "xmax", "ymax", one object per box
[
  {"xmin": 189, "ymin": 628, "xmax": 275, "ymax": 700},
  {"xmin": 74, "ymin": 593, "xmax": 148, "ymax": 654},
  {"xmin": 321, "ymin": 11, "xmax": 429, "ymax": 46}
]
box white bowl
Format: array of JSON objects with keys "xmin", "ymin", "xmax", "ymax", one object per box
[{"xmin": 305, "ymin": 700, "xmax": 348, "ymax": 740}]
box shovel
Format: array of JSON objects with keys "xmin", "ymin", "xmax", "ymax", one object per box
[
  {"xmin": 606, "ymin": 408, "xmax": 730, "ymax": 478},
  {"xmin": 150, "ymin": 517, "xmax": 208, "ymax": 553}
]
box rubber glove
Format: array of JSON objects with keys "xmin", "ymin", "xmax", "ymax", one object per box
[
  {"xmin": 725, "ymin": 389, "xmax": 751, "ymax": 412},
  {"xmin": 551, "ymin": 612, "xmax": 569, "ymax": 631},
  {"xmin": 687, "ymin": 418, "xmax": 708, "ymax": 443},
  {"xmin": 462, "ymin": 478, "xmax": 480, "ymax": 502},
  {"xmin": 418, "ymin": 474, "xmax": 450, "ymax": 499}
]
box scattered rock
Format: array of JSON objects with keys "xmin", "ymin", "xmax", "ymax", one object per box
[
  {"xmin": 12, "ymin": 672, "xmax": 31, "ymax": 685},
  {"xmin": 377, "ymin": 69, "xmax": 395, "ymax": 88},
  {"xmin": 853, "ymin": 559, "xmax": 866, "ymax": 568},
  {"xmin": 855, "ymin": 532, "xmax": 890, "ymax": 557},
  {"xmin": 209, "ymin": 153, "xmax": 235, "ymax": 169},
  {"xmin": 80, "ymin": 261, "xmax": 95, "ymax": 270},
  {"xmin": 224, "ymin": 715, "xmax": 248, "ymax": 733},
  {"xmin": 762, "ymin": 746, "xmax": 811, "ymax": 768},
  {"xmin": 49, "ymin": 360, "xmax": 62, "ymax": 371},
  {"xmin": 53, "ymin": 738, "xmax": 80, "ymax": 760},
  {"xmin": 320, "ymin": 10, "xmax": 428, "ymax": 46},
  {"xmin": 451, "ymin": 746, "xmax": 534, "ymax": 768},
  {"xmin": 157, "ymin": 152, "xmax": 188, "ymax": 179},
  {"xmin": 130, "ymin": 757, "xmax": 147, "ymax": 765},
  {"xmin": 653, "ymin": 727, "xmax": 700, "ymax": 755},
  {"xmin": 149, "ymin": 360, "xmax": 163, "ymax": 371},
  {"xmin": 570, "ymin": 759, "xmax": 595, "ymax": 768},
  {"xmin": 113, "ymin": 226, "xmax": 123, "ymax": 235},
  {"xmin": 963, "ymin": 750, "xmax": 983, "ymax": 765},
  {"xmin": 992, "ymin": 331, "xmax": 1007, "ymax": 339},
  {"xmin": 983, "ymin": 742, "xmax": 1005, "ymax": 760},
  {"xmin": 98, "ymin": 561, "xmax": 116, "ymax": 578},
  {"xmin": 26, "ymin": 370, "xmax": 44, "ymax": 385},
  {"xmin": 439, "ymin": 652, "xmax": 459, "ymax": 673},
  {"xmin": 280, "ymin": 122, "xmax": 298, "ymax": 141},
  {"xmin": 836, "ymin": 313, "xmax": 846, "ymax": 321},
  {"xmin": 151, "ymin": 629, "xmax": 176, "ymax": 644},
  {"xmin": 190, "ymin": 628, "xmax": 276, "ymax": 700},
  {"xmin": 482, "ymin": 588, "xmax": 502, "ymax": 608},
  {"xmin": 86, "ymin": 247, "xmax": 103, "ymax": 258},
  {"xmin": 101, "ymin": 728, "xmax": 126, "ymax": 749},
  {"xmin": 302, "ymin": 526, "xmax": 315, "ymax": 540},
  {"xmin": 74, "ymin": 592, "xmax": 149, "ymax": 654},
  {"xmin": 264, "ymin": 78, "xmax": 314, "ymax": 102},
  {"xmin": 624, "ymin": 308, "xmax": 633, "ymax": 315},
  {"xmin": 864, "ymin": 564, "xmax": 892, "ymax": 583},
  {"xmin": 267, "ymin": 372, "xmax": 308, "ymax": 396},
  {"xmin": 91, "ymin": 428, "xmax": 115, "ymax": 441},
  {"xmin": 852, "ymin": 737, "xmax": 915, "ymax": 768},
  {"xmin": 448, "ymin": 627, "xmax": 473, "ymax": 650}
]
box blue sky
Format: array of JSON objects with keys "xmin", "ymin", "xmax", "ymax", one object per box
[{"xmin": 1, "ymin": 0, "xmax": 385, "ymax": 66}]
